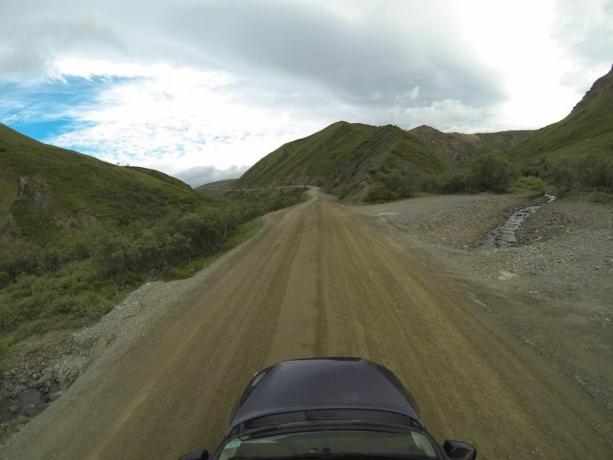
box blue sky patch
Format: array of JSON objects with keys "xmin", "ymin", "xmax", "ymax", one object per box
[{"xmin": 0, "ymin": 76, "xmax": 132, "ymax": 143}]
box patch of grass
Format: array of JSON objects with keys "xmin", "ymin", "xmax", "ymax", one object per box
[{"xmin": 224, "ymin": 217, "xmax": 264, "ymax": 249}]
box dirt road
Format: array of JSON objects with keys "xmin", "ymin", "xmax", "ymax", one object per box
[{"xmin": 3, "ymin": 193, "xmax": 612, "ymax": 459}]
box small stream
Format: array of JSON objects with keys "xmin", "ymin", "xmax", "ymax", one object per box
[{"xmin": 480, "ymin": 193, "xmax": 556, "ymax": 249}]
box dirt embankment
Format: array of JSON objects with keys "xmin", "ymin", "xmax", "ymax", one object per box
[{"xmin": 353, "ymin": 194, "xmax": 613, "ymax": 414}]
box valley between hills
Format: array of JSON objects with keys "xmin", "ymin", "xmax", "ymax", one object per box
[{"xmin": 0, "ymin": 66, "xmax": 612, "ymax": 459}]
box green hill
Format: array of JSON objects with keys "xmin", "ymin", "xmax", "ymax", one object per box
[
  {"xmin": 240, "ymin": 122, "xmax": 442, "ymax": 200},
  {"xmin": 240, "ymin": 65, "xmax": 613, "ymax": 199},
  {"xmin": 504, "ymin": 65, "xmax": 613, "ymax": 192},
  {"xmin": 0, "ymin": 125, "xmax": 304, "ymax": 350},
  {"xmin": 408, "ymin": 125, "xmax": 531, "ymax": 161},
  {"xmin": 239, "ymin": 120, "xmax": 530, "ymax": 201},
  {"xmin": 195, "ymin": 178, "xmax": 238, "ymax": 192},
  {"xmin": 0, "ymin": 123, "xmax": 199, "ymax": 245}
]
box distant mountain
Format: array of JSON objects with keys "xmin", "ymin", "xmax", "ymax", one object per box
[
  {"xmin": 177, "ymin": 165, "xmax": 247, "ymax": 188},
  {"xmin": 0, "ymin": 123, "xmax": 199, "ymax": 245},
  {"xmin": 408, "ymin": 125, "xmax": 531, "ymax": 161},
  {"xmin": 240, "ymin": 65, "xmax": 613, "ymax": 199},
  {"xmin": 195, "ymin": 178, "xmax": 238, "ymax": 193},
  {"xmin": 239, "ymin": 120, "xmax": 530, "ymax": 200}
]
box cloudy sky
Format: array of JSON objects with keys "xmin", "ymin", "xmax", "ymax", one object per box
[{"xmin": 1, "ymin": 0, "xmax": 611, "ymax": 185}]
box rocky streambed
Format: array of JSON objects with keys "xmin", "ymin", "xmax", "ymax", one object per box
[{"xmin": 480, "ymin": 193, "xmax": 556, "ymax": 249}]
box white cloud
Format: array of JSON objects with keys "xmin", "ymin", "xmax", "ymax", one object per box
[
  {"xmin": 47, "ymin": 63, "xmax": 324, "ymax": 174},
  {"xmin": 1, "ymin": 0, "xmax": 611, "ymax": 175},
  {"xmin": 175, "ymin": 165, "xmax": 248, "ymax": 187},
  {"xmin": 378, "ymin": 99, "xmax": 493, "ymax": 134}
]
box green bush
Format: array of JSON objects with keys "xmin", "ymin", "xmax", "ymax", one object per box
[
  {"xmin": 544, "ymin": 154, "xmax": 613, "ymax": 193},
  {"xmin": 0, "ymin": 186, "xmax": 306, "ymax": 338},
  {"xmin": 439, "ymin": 170, "xmax": 472, "ymax": 193},
  {"xmin": 384, "ymin": 171, "xmax": 415, "ymax": 198},
  {"xmin": 364, "ymin": 171, "xmax": 415, "ymax": 202},
  {"xmin": 0, "ymin": 271, "xmax": 8, "ymax": 289},
  {"xmin": 509, "ymin": 176, "xmax": 549, "ymax": 194},
  {"xmin": 468, "ymin": 155, "xmax": 517, "ymax": 193},
  {"xmin": 365, "ymin": 184, "xmax": 397, "ymax": 202},
  {"xmin": 416, "ymin": 154, "xmax": 517, "ymax": 194}
]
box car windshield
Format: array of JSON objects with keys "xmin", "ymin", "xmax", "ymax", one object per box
[{"xmin": 217, "ymin": 429, "xmax": 439, "ymax": 459}]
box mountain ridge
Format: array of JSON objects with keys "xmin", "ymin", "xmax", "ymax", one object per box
[
  {"xmin": 239, "ymin": 120, "xmax": 532, "ymax": 200},
  {"xmin": 239, "ymin": 65, "xmax": 613, "ymax": 199}
]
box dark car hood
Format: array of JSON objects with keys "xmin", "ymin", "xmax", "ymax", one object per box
[{"xmin": 229, "ymin": 358, "xmax": 420, "ymax": 430}]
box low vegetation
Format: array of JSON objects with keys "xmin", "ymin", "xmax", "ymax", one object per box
[
  {"xmin": 508, "ymin": 176, "xmax": 550, "ymax": 195},
  {"xmin": 0, "ymin": 123, "xmax": 306, "ymax": 357},
  {"xmin": 418, "ymin": 154, "xmax": 518, "ymax": 194},
  {"xmin": 0, "ymin": 171, "xmax": 305, "ymax": 355}
]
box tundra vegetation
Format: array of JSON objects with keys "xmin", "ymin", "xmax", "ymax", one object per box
[
  {"xmin": 0, "ymin": 185, "xmax": 304, "ymax": 357},
  {"xmin": 0, "ymin": 123, "xmax": 305, "ymax": 358},
  {"xmin": 240, "ymin": 66, "xmax": 613, "ymax": 202}
]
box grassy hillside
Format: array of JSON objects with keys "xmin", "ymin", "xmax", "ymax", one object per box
[
  {"xmin": 240, "ymin": 122, "xmax": 445, "ymax": 200},
  {"xmin": 0, "ymin": 124, "xmax": 305, "ymax": 355},
  {"xmin": 0, "ymin": 123, "xmax": 199, "ymax": 245},
  {"xmin": 239, "ymin": 66, "xmax": 612, "ymax": 200},
  {"xmin": 408, "ymin": 125, "xmax": 531, "ymax": 160},
  {"xmin": 239, "ymin": 120, "xmax": 531, "ymax": 201},
  {"xmin": 195, "ymin": 178, "xmax": 238, "ymax": 192},
  {"xmin": 504, "ymin": 65, "xmax": 613, "ymax": 193}
]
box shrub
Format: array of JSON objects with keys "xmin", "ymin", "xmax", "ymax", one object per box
[
  {"xmin": 509, "ymin": 176, "xmax": 549, "ymax": 194},
  {"xmin": 364, "ymin": 171, "xmax": 415, "ymax": 202},
  {"xmin": 0, "ymin": 187, "xmax": 306, "ymax": 338},
  {"xmin": 0, "ymin": 271, "xmax": 9, "ymax": 289},
  {"xmin": 383, "ymin": 171, "xmax": 415, "ymax": 198},
  {"xmin": 365, "ymin": 184, "xmax": 397, "ymax": 202},
  {"xmin": 544, "ymin": 154, "xmax": 613, "ymax": 193},
  {"xmin": 417, "ymin": 155, "xmax": 517, "ymax": 194},
  {"xmin": 438, "ymin": 170, "xmax": 472, "ymax": 193},
  {"xmin": 468, "ymin": 155, "xmax": 517, "ymax": 193}
]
